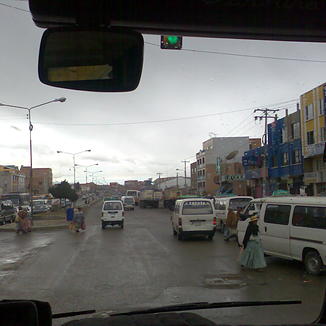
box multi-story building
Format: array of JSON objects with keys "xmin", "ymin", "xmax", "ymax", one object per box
[
  {"xmin": 124, "ymin": 180, "xmax": 142, "ymax": 190},
  {"xmin": 20, "ymin": 166, "xmax": 53, "ymax": 195},
  {"xmin": 243, "ymin": 109, "xmax": 304, "ymax": 197},
  {"xmin": 196, "ymin": 137, "xmax": 250, "ymax": 195},
  {"xmin": 267, "ymin": 109, "xmax": 304, "ymax": 194},
  {"xmin": 300, "ymin": 83, "xmax": 326, "ymax": 195},
  {"xmin": 0, "ymin": 165, "xmax": 26, "ymax": 194},
  {"xmin": 155, "ymin": 177, "xmax": 191, "ymax": 190},
  {"xmin": 190, "ymin": 161, "xmax": 197, "ymax": 192}
]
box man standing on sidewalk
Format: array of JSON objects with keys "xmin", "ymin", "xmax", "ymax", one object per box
[{"xmin": 66, "ymin": 204, "xmax": 74, "ymax": 231}]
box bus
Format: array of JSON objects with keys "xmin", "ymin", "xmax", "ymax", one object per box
[{"xmin": 126, "ymin": 190, "xmax": 140, "ymax": 206}]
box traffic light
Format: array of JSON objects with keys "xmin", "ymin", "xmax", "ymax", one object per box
[{"xmin": 160, "ymin": 35, "xmax": 182, "ymax": 50}]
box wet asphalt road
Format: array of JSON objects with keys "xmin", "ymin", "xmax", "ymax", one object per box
[{"xmin": 1, "ymin": 202, "xmax": 326, "ymax": 325}]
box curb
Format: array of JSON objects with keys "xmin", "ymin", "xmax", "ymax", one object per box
[{"xmin": 0, "ymin": 224, "xmax": 68, "ymax": 232}]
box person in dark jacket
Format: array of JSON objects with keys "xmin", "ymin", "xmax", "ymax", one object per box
[{"xmin": 240, "ymin": 215, "xmax": 266, "ymax": 270}]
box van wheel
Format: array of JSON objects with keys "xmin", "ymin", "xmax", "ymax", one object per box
[
  {"xmin": 101, "ymin": 222, "xmax": 106, "ymax": 230},
  {"xmin": 207, "ymin": 235, "xmax": 214, "ymax": 241},
  {"xmin": 173, "ymin": 228, "xmax": 177, "ymax": 236},
  {"xmin": 304, "ymin": 250, "xmax": 322, "ymax": 275},
  {"xmin": 177, "ymin": 232, "xmax": 183, "ymax": 241},
  {"xmin": 121, "ymin": 222, "xmax": 124, "ymax": 229}
]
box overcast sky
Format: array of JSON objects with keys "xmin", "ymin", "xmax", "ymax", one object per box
[{"xmin": 1, "ymin": 1, "xmax": 326, "ymax": 184}]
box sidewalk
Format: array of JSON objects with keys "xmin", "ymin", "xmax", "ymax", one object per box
[{"xmin": 0, "ymin": 198, "xmax": 101, "ymax": 232}]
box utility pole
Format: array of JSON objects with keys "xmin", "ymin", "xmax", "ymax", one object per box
[
  {"xmin": 156, "ymin": 172, "xmax": 163, "ymax": 190},
  {"xmin": 254, "ymin": 108, "xmax": 279, "ymax": 197},
  {"xmin": 181, "ymin": 160, "xmax": 190, "ymax": 188}
]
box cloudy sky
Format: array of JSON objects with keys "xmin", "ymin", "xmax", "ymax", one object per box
[{"xmin": 1, "ymin": 1, "xmax": 326, "ymax": 184}]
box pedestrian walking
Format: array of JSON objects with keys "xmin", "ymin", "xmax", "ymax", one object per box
[
  {"xmin": 66, "ymin": 204, "xmax": 74, "ymax": 231},
  {"xmin": 240, "ymin": 215, "xmax": 266, "ymax": 271},
  {"xmin": 224, "ymin": 208, "xmax": 235, "ymax": 240},
  {"xmin": 224, "ymin": 207, "xmax": 240, "ymax": 242},
  {"xmin": 15, "ymin": 207, "xmax": 30, "ymax": 234},
  {"xmin": 73, "ymin": 207, "xmax": 85, "ymax": 232}
]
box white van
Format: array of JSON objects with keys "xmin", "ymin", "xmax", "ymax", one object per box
[
  {"xmin": 171, "ymin": 198, "xmax": 216, "ymax": 241},
  {"xmin": 101, "ymin": 200, "xmax": 125, "ymax": 229},
  {"xmin": 121, "ymin": 196, "xmax": 135, "ymax": 210},
  {"xmin": 237, "ymin": 196, "xmax": 326, "ymax": 275},
  {"xmin": 214, "ymin": 196, "xmax": 253, "ymax": 231}
]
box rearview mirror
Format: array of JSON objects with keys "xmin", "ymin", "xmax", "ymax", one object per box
[{"xmin": 38, "ymin": 28, "xmax": 144, "ymax": 92}]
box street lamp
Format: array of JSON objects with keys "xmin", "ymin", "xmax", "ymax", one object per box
[
  {"xmin": 0, "ymin": 97, "xmax": 66, "ymax": 216},
  {"xmin": 176, "ymin": 168, "xmax": 181, "ymax": 189},
  {"xmin": 78, "ymin": 163, "xmax": 99, "ymax": 185},
  {"xmin": 57, "ymin": 149, "xmax": 91, "ymax": 188}
]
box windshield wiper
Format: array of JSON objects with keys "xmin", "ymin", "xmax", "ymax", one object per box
[{"xmin": 111, "ymin": 300, "xmax": 301, "ymax": 316}]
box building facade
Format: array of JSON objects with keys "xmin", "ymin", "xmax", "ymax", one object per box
[
  {"xmin": 20, "ymin": 166, "xmax": 53, "ymax": 195},
  {"xmin": 0, "ymin": 165, "xmax": 26, "ymax": 194},
  {"xmin": 155, "ymin": 177, "xmax": 191, "ymax": 190},
  {"xmin": 267, "ymin": 110, "xmax": 304, "ymax": 194},
  {"xmin": 243, "ymin": 109, "xmax": 304, "ymax": 197},
  {"xmin": 300, "ymin": 83, "xmax": 326, "ymax": 195},
  {"xmin": 190, "ymin": 161, "xmax": 197, "ymax": 192},
  {"xmin": 196, "ymin": 137, "xmax": 250, "ymax": 195}
]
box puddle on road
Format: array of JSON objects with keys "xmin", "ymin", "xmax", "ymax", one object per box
[{"xmin": 203, "ymin": 274, "xmax": 247, "ymax": 289}]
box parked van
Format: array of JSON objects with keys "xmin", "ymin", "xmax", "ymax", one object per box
[
  {"xmin": 214, "ymin": 196, "xmax": 253, "ymax": 231},
  {"xmin": 237, "ymin": 196, "xmax": 326, "ymax": 275},
  {"xmin": 171, "ymin": 198, "xmax": 216, "ymax": 241},
  {"xmin": 121, "ymin": 196, "xmax": 135, "ymax": 210},
  {"xmin": 101, "ymin": 200, "xmax": 124, "ymax": 229}
]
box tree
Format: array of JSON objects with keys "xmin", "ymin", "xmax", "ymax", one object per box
[{"xmin": 49, "ymin": 180, "xmax": 79, "ymax": 202}]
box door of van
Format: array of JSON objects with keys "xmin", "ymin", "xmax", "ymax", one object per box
[
  {"xmin": 260, "ymin": 203, "xmax": 291, "ymax": 257},
  {"xmin": 172, "ymin": 201, "xmax": 181, "ymax": 231},
  {"xmin": 180, "ymin": 200, "xmax": 214, "ymax": 232}
]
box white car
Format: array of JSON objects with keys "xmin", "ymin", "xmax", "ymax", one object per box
[
  {"xmin": 171, "ymin": 198, "xmax": 216, "ymax": 241},
  {"xmin": 101, "ymin": 200, "xmax": 125, "ymax": 229}
]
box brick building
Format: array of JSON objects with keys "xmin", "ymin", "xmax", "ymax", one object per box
[{"xmin": 20, "ymin": 166, "xmax": 53, "ymax": 195}]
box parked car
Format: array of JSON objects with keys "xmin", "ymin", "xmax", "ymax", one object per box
[
  {"xmin": 32, "ymin": 199, "xmax": 50, "ymax": 214},
  {"xmin": 237, "ymin": 196, "xmax": 326, "ymax": 275},
  {"xmin": 0, "ymin": 201, "xmax": 16, "ymax": 224}
]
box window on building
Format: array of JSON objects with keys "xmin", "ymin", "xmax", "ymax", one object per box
[
  {"xmin": 320, "ymin": 98, "xmax": 324, "ymax": 115},
  {"xmin": 321, "ymin": 127, "xmax": 326, "ymax": 142},
  {"xmin": 292, "ymin": 206, "xmax": 326, "ymax": 229},
  {"xmin": 305, "ymin": 104, "xmax": 314, "ymax": 121},
  {"xmin": 202, "ymin": 169, "xmax": 205, "ymax": 176},
  {"xmin": 264, "ymin": 204, "xmax": 291, "ymax": 225},
  {"xmin": 202, "ymin": 157, "xmax": 205, "ymax": 164},
  {"xmin": 272, "ymin": 155, "xmax": 278, "ymax": 167},
  {"xmin": 282, "ymin": 127, "xmax": 287, "ymax": 143},
  {"xmin": 282, "ymin": 152, "xmax": 289, "ymax": 166},
  {"xmin": 307, "ymin": 131, "xmax": 315, "ymax": 145},
  {"xmin": 292, "ymin": 149, "xmax": 301, "ymax": 164},
  {"xmin": 291, "ymin": 122, "xmax": 300, "ymax": 139}
]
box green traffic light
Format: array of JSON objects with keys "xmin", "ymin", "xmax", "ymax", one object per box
[{"xmin": 167, "ymin": 36, "xmax": 179, "ymax": 45}]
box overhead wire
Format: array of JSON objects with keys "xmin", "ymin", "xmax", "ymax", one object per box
[
  {"xmin": 33, "ymin": 99, "xmax": 298, "ymax": 127},
  {"xmin": 0, "ymin": 1, "xmax": 29, "ymax": 12},
  {"xmin": 145, "ymin": 41, "xmax": 326, "ymax": 64}
]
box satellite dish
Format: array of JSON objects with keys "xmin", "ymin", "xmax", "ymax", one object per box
[{"xmin": 225, "ymin": 150, "xmax": 239, "ymax": 160}]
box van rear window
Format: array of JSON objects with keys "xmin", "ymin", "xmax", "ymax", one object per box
[
  {"xmin": 292, "ymin": 206, "xmax": 326, "ymax": 230},
  {"xmin": 103, "ymin": 202, "xmax": 122, "ymax": 210},
  {"xmin": 182, "ymin": 201, "xmax": 213, "ymax": 215}
]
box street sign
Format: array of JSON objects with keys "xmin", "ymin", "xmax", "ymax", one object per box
[{"xmin": 222, "ymin": 175, "xmax": 244, "ymax": 182}]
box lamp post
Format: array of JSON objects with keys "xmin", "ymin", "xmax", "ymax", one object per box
[
  {"xmin": 176, "ymin": 168, "xmax": 181, "ymax": 189},
  {"xmin": 76, "ymin": 163, "xmax": 99, "ymax": 186},
  {"xmin": 0, "ymin": 97, "xmax": 66, "ymax": 216},
  {"xmin": 57, "ymin": 149, "xmax": 91, "ymax": 189}
]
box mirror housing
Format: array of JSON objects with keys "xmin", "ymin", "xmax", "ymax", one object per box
[{"xmin": 38, "ymin": 28, "xmax": 144, "ymax": 92}]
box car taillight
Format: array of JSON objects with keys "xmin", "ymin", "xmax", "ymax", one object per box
[
  {"xmin": 178, "ymin": 218, "xmax": 182, "ymax": 226},
  {"xmin": 213, "ymin": 217, "xmax": 217, "ymax": 225}
]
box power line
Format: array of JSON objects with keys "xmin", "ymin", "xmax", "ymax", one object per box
[
  {"xmin": 33, "ymin": 99, "xmax": 298, "ymax": 127},
  {"xmin": 0, "ymin": 2, "xmax": 29, "ymax": 12},
  {"xmin": 145, "ymin": 41, "xmax": 326, "ymax": 64}
]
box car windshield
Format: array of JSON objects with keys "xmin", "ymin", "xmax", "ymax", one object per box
[
  {"xmin": 104, "ymin": 202, "xmax": 122, "ymax": 210},
  {"xmin": 2, "ymin": 3, "xmax": 326, "ymax": 326}
]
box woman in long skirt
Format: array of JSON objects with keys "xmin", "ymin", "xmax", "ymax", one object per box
[{"xmin": 240, "ymin": 215, "xmax": 266, "ymax": 270}]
